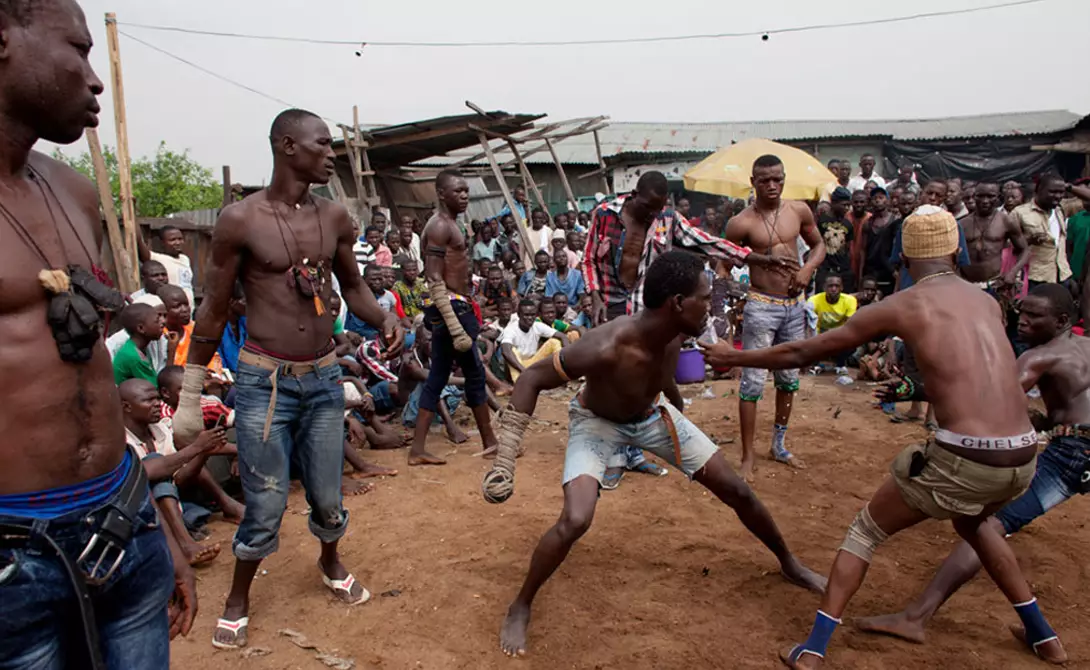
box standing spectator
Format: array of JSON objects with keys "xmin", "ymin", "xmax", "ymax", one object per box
[
  {"xmin": 886, "ymin": 162, "xmax": 921, "ymax": 196},
  {"xmin": 497, "ymin": 184, "xmax": 531, "ymax": 227},
  {"xmin": 1003, "ymin": 182, "xmax": 1025, "ymax": 213},
  {"xmin": 859, "ymin": 187, "xmax": 897, "ymax": 293},
  {"xmin": 815, "ymin": 187, "xmax": 855, "ymax": 291},
  {"xmin": 1066, "ymin": 183, "xmax": 1090, "ymax": 285},
  {"xmin": 1011, "ymin": 175, "xmax": 1072, "ymax": 289},
  {"xmin": 545, "ymin": 248, "xmax": 586, "ymax": 303},
  {"xmin": 676, "ymin": 197, "xmax": 692, "ymax": 219},
  {"xmin": 834, "ymin": 159, "xmax": 852, "ymax": 192},
  {"xmin": 472, "ymin": 219, "xmax": 503, "ymax": 262},
  {"xmin": 847, "ymin": 153, "xmax": 886, "ymax": 192},
  {"xmin": 529, "ymin": 208, "xmax": 553, "ymax": 253},
  {"xmin": 946, "ymin": 181, "xmax": 970, "ymax": 220},
  {"xmin": 846, "ymin": 189, "xmax": 872, "ymax": 282},
  {"xmin": 352, "ymin": 221, "xmax": 376, "ymax": 271},
  {"xmin": 138, "ymin": 225, "xmax": 195, "ymax": 310}
]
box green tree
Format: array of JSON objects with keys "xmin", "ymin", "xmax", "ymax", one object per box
[{"xmin": 52, "ymin": 142, "xmax": 222, "ymax": 217}]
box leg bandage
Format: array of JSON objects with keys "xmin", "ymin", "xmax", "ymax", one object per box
[
  {"xmin": 840, "ymin": 505, "xmax": 889, "ymax": 563},
  {"xmin": 481, "ymin": 406, "xmax": 532, "ymax": 504},
  {"xmin": 427, "ymin": 280, "xmax": 472, "ymax": 352}
]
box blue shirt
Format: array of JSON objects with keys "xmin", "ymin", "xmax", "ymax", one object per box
[
  {"xmin": 572, "ymin": 312, "xmax": 592, "ymax": 329},
  {"xmin": 545, "ymin": 269, "xmax": 586, "ymax": 303},
  {"xmin": 217, "ymin": 316, "xmax": 247, "ymax": 374},
  {"xmin": 889, "ymin": 220, "xmax": 971, "ymax": 290}
]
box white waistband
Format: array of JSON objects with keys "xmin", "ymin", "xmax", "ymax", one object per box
[{"xmin": 934, "ymin": 428, "xmax": 1037, "ymax": 450}]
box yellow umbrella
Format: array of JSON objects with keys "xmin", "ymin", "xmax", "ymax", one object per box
[{"xmin": 683, "ymin": 138, "xmax": 836, "ymax": 201}]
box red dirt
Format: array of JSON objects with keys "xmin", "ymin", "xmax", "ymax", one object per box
[{"xmin": 172, "ymin": 377, "xmax": 1090, "ymax": 669}]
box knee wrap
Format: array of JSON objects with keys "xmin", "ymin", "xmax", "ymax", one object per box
[{"xmin": 840, "ymin": 505, "xmax": 888, "ymax": 563}]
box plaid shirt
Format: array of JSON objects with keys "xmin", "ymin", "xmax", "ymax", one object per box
[{"xmin": 582, "ymin": 194, "xmax": 751, "ymax": 315}]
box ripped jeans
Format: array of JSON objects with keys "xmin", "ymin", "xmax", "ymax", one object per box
[{"xmin": 232, "ymin": 358, "xmax": 348, "ymax": 561}]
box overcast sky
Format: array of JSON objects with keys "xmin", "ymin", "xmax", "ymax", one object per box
[{"xmin": 50, "ymin": 0, "xmax": 1090, "ymax": 184}]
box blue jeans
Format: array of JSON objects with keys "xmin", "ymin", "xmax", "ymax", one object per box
[
  {"xmin": 421, "ymin": 302, "xmax": 487, "ymax": 412},
  {"xmin": 233, "ymin": 358, "xmax": 348, "ymax": 561},
  {"xmin": 740, "ymin": 293, "xmax": 806, "ymax": 401},
  {"xmin": 995, "ymin": 435, "xmax": 1090, "ymax": 534},
  {"xmin": 0, "ymin": 494, "xmax": 174, "ymax": 669}
]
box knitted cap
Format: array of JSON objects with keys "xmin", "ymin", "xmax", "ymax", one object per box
[{"xmin": 902, "ymin": 205, "xmax": 958, "ymax": 259}]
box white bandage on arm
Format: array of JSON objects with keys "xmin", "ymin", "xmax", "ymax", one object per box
[
  {"xmin": 839, "ymin": 505, "xmax": 889, "ymax": 563},
  {"xmin": 172, "ymin": 364, "xmax": 208, "ymax": 445},
  {"xmin": 427, "ymin": 279, "xmax": 471, "ymax": 352}
]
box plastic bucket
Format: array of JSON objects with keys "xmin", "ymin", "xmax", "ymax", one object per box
[{"xmin": 675, "ymin": 348, "xmax": 706, "ymax": 384}]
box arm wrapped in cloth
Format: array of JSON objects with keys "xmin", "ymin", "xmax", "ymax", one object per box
[
  {"xmin": 481, "ymin": 406, "xmax": 532, "ymax": 503},
  {"xmin": 427, "ymin": 279, "xmax": 472, "ymax": 352}
]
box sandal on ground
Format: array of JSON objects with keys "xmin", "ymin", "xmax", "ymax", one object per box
[
  {"xmin": 779, "ymin": 644, "xmax": 822, "ymax": 668},
  {"xmin": 211, "ymin": 617, "xmax": 249, "ymax": 650},
  {"xmin": 924, "ymin": 420, "xmax": 939, "ymax": 432},
  {"xmin": 600, "ymin": 470, "xmax": 624, "ymax": 491},
  {"xmin": 321, "ymin": 571, "xmax": 371, "ymax": 606},
  {"xmin": 631, "ymin": 462, "xmax": 668, "ymax": 477}
]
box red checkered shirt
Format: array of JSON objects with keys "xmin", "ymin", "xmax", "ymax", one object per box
[{"xmin": 582, "ymin": 194, "xmax": 752, "ymax": 315}]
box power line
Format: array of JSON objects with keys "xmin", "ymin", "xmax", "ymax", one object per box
[{"xmin": 119, "ymin": 0, "xmax": 1049, "ymax": 48}]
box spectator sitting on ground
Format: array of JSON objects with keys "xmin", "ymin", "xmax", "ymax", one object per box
[
  {"xmin": 518, "ymin": 250, "xmax": 551, "ymax": 296},
  {"xmin": 368, "ymin": 225, "xmax": 393, "ymax": 267},
  {"xmin": 130, "ymin": 259, "xmax": 169, "ymax": 301},
  {"xmin": 113, "ymin": 303, "xmax": 165, "ymax": 385},
  {"xmin": 545, "ymin": 247, "xmax": 586, "ymax": 304},
  {"xmin": 482, "ymin": 265, "xmax": 515, "ymax": 318},
  {"xmin": 572, "ymin": 294, "xmax": 594, "ymax": 330},
  {"xmin": 806, "ymin": 275, "xmax": 858, "ymax": 374},
  {"xmin": 854, "ymin": 275, "xmax": 881, "ymax": 306},
  {"xmin": 566, "ymin": 230, "xmax": 584, "ymax": 269},
  {"xmin": 347, "ymin": 264, "xmax": 404, "ymax": 338},
  {"xmin": 387, "ymin": 229, "xmax": 411, "ymax": 281},
  {"xmin": 473, "ymin": 218, "xmax": 504, "ymax": 262},
  {"xmin": 552, "ymin": 292, "xmax": 580, "ymax": 324},
  {"xmin": 400, "ymin": 323, "xmax": 470, "ymax": 444},
  {"xmin": 550, "ymin": 228, "xmax": 580, "ymax": 270},
  {"xmin": 393, "ymin": 259, "xmax": 426, "ymax": 321},
  {"xmin": 500, "ymin": 298, "xmax": 570, "ymax": 381},
  {"xmin": 159, "ymin": 284, "xmax": 225, "ymax": 378},
  {"xmin": 107, "ymin": 293, "xmax": 169, "ymax": 370}
]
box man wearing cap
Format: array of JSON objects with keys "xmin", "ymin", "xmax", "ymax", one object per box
[
  {"xmin": 858, "ymin": 187, "xmax": 896, "ymax": 294},
  {"xmin": 701, "ymin": 205, "xmax": 1067, "ymax": 668},
  {"xmin": 550, "ymin": 228, "xmax": 579, "ymax": 271}
]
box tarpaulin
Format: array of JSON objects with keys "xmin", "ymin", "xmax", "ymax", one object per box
[{"xmin": 882, "ymin": 136, "xmax": 1066, "ymax": 185}]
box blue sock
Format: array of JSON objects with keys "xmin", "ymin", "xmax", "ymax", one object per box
[
  {"xmin": 1014, "ymin": 598, "xmax": 1057, "ymax": 649},
  {"xmin": 772, "ymin": 423, "xmax": 789, "ymax": 457},
  {"xmin": 795, "ymin": 610, "xmax": 840, "ymax": 659},
  {"xmin": 880, "ymin": 401, "xmax": 896, "ymax": 414}
]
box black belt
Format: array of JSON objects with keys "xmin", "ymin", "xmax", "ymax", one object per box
[{"xmin": 0, "ymin": 447, "xmax": 149, "ymax": 670}]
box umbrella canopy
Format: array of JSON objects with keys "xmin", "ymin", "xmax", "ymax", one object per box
[{"xmin": 683, "ymin": 138, "xmax": 836, "ymax": 201}]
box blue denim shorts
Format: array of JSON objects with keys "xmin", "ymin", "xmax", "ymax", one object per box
[
  {"xmin": 562, "ymin": 394, "xmax": 719, "ymax": 486},
  {"xmin": 739, "ymin": 292, "xmax": 806, "ymax": 401},
  {"xmin": 995, "ymin": 435, "xmax": 1090, "ymax": 534}
]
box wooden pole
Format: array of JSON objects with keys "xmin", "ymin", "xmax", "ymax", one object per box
[
  {"xmin": 340, "ymin": 126, "xmax": 365, "ymax": 223},
  {"xmin": 592, "ymin": 129, "xmax": 610, "ymax": 195},
  {"xmin": 478, "ymin": 133, "xmax": 533, "ymax": 266},
  {"xmin": 545, "ymin": 138, "xmax": 578, "ymax": 212},
  {"xmin": 507, "ymin": 140, "xmax": 548, "ymax": 218},
  {"xmin": 353, "ymin": 105, "xmax": 379, "ymax": 225},
  {"xmin": 104, "ymin": 12, "xmax": 138, "ymax": 289},
  {"xmin": 85, "ymin": 127, "xmax": 136, "ymax": 294},
  {"xmin": 221, "ymin": 165, "xmax": 232, "ymax": 208}
]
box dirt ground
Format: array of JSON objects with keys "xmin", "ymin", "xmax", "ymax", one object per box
[{"xmin": 172, "ymin": 376, "xmax": 1090, "ymax": 669}]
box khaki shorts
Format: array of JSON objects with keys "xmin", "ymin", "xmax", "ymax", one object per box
[{"xmin": 891, "ymin": 439, "xmax": 1036, "ymax": 519}]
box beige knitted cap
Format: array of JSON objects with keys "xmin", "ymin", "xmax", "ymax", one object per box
[{"xmin": 902, "ymin": 205, "xmax": 958, "ymax": 259}]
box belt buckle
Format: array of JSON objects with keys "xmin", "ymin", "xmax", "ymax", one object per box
[{"xmin": 77, "ymin": 531, "xmax": 126, "ymax": 586}]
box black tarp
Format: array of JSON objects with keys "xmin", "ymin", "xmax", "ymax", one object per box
[{"xmin": 882, "ymin": 135, "xmax": 1076, "ymax": 185}]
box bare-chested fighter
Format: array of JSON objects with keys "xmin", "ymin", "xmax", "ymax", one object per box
[
  {"xmin": 701, "ymin": 206, "xmax": 1067, "ymax": 667},
  {"xmin": 407, "ymin": 169, "xmax": 498, "ymax": 466},
  {"xmin": 960, "ymin": 182, "xmax": 1030, "ymax": 292},
  {"xmin": 483, "ymin": 251, "xmax": 825, "ymax": 658},
  {"xmin": 175, "ymin": 109, "xmax": 403, "ymax": 649},
  {"xmin": 856, "ymin": 283, "xmax": 1087, "ymax": 656},
  {"xmin": 723, "ymin": 154, "xmax": 825, "ymax": 479},
  {"xmin": 0, "ymin": 1, "xmax": 194, "ymax": 666}
]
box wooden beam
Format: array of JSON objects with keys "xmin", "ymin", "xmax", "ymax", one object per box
[
  {"xmin": 500, "ymin": 121, "xmax": 609, "ymax": 168},
  {"xmin": 221, "ymin": 165, "xmax": 232, "ymax": 208},
  {"xmin": 104, "ymin": 12, "xmax": 138, "ymax": 290},
  {"xmin": 340, "ymin": 125, "xmax": 365, "ymax": 221},
  {"xmin": 507, "ymin": 140, "xmax": 548, "ymax": 217},
  {"xmin": 478, "ymin": 132, "xmax": 534, "ymax": 266},
  {"xmin": 85, "ymin": 127, "xmax": 136, "ymax": 294},
  {"xmin": 354, "ymin": 105, "xmax": 380, "ymax": 215},
  {"xmin": 576, "ymin": 166, "xmax": 608, "ymax": 180},
  {"xmin": 592, "ymin": 129, "xmax": 610, "ymax": 194},
  {"xmin": 545, "ymin": 138, "xmax": 578, "ymax": 212},
  {"xmin": 449, "ymin": 122, "xmax": 567, "ymax": 168}
]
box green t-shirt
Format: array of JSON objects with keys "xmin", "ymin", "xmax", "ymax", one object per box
[
  {"xmin": 113, "ymin": 338, "xmax": 158, "ymax": 385},
  {"xmin": 1067, "ymin": 211, "xmax": 1090, "ymax": 280}
]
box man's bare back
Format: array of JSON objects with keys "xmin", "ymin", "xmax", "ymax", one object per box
[
  {"xmin": 422, "ymin": 212, "xmax": 470, "ymax": 294},
  {"xmin": 0, "ymin": 153, "xmax": 124, "ymax": 494},
  {"xmin": 726, "ymin": 201, "xmax": 808, "ymax": 295}
]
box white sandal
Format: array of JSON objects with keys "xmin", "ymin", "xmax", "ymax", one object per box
[{"xmin": 211, "ymin": 616, "xmax": 249, "ymax": 650}]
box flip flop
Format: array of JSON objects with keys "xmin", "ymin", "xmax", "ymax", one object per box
[
  {"xmin": 321, "ymin": 571, "xmax": 371, "ymax": 606},
  {"xmin": 211, "ymin": 617, "xmax": 249, "ymax": 650},
  {"xmin": 600, "ymin": 470, "xmax": 624, "ymax": 491},
  {"xmin": 632, "ymin": 462, "xmax": 668, "ymax": 477}
]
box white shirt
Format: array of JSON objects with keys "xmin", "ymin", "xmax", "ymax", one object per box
[
  {"xmin": 107, "ymin": 330, "xmax": 170, "ymax": 372},
  {"xmin": 150, "ymin": 251, "xmax": 194, "ymax": 309},
  {"xmin": 125, "ymin": 419, "xmax": 175, "ymax": 459},
  {"xmin": 847, "ymin": 174, "xmax": 887, "ymax": 193},
  {"xmin": 500, "ymin": 319, "xmax": 557, "ymax": 358},
  {"xmin": 407, "ymin": 232, "xmax": 422, "ymax": 266},
  {"xmin": 531, "ymin": 226, "xmax": 553, "ymax": 253},
  {"xmin": 376, "ymin": 289, "xmax": 397, "ymax": 314}
]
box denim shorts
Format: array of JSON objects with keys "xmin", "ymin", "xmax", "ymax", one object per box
[
  {"xmin": 739, "ymin": 292, "xmax": 806, "ymax": 401},
  {"xmin": 562, "ymin": 395, "xmax": 719, "ymax": 486},
  {"xmin": 995, "ymin": 435, "xmax": 1090, "ymax": 534},
  {"xmin": 0, "ymin": 494, "xmax": 174, "ymax": 669}
]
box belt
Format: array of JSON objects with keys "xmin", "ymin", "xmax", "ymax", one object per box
[
  {"xmin": 746, "ymin": 290, "xmax": 804, "ymax": 307},
  {"xmin": 239, "ymin": 347, "xmax": 338, "ymax": 442},
  {"xmin": 422, "ymin": 292, "xmax": 471, "ymax": 307},
  {"xmin": 1056, "ymin": 424, "xmax": 1090, "ymax": 441},
  {"xmin": 0, "ymin": 447, "xmax": 148, "ymax": 670}
]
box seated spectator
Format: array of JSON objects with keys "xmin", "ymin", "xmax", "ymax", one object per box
[
  {"xmin": 161, "ymin": 284, "xmax": 226, "ymax": 380},
  {"xmin": 347, "ymin": 264, "xmax": 404, "ymax": 338},
  {"xmin": 107, "ymin": 293, "xmax": 169, "ymax": 371},
  {"xmin": 551, "ymin": 229, "xmax": 579, "ymax": 270},
  {"xmin": 500, "ymin": 298, "xmax": 570, "ymax": 381},
  {"xmin": 806, "ymin": 275, "xmax": 858, "ymax": 372},
  {"xmin": 113, "ymin": 303, "xmax": 165, "ymax": 384},
  {"xmin": 545, "ymin": 247, "xmax": 586, "ymax": 303},
  {"xmin": 572, "ymin": 294, "xmax": 594, "ymax": 330},
  {"xmin": 506, "ymin": 256, "xmax": 526, "ymax": 287},
  {"xmin": 367, "ymin": 225, "xmax": 392, "ymax": 267},
  {"xmin": 400, "ymin": 323, "xmax": 471, "ymax": 444},
  {"xmin": 553, "ymin": 212, "xmax": 569, "ymax": 231},
  {"xmin": 130, "ymin": 259, "xmax": 169, "ymax": 301},
  {"xmin": 120, "ymin": 378, "xmax": 230, "ymax": 566},
  {"xmin": 482, "ymin": 266, "xmax": 515, "ymax": 318},
  {"xmin": 566, "ymin": 230, "xmax": 584, "ymax": 269},
  {"xmin": 393, "ymin": 259, "xmax": 426, "ymax": 321},
  {"xmin": 473, "ymin": 219, "xmax": 504, "ymax": 262},
  {"xmin": 472, "ymin": 258, "xmax": 492, "ymax": 296},
  {"xmin": 216, "ymin": 281, "xmax": 247, "ymax": 376},
  {"xmin": 552, "ymin": 292, "xmax": 579, "ymax": 323},
  {"xmin": 518, "ymin": 250, "xmax": 551, "ymax": 296},
  {"xmin": 387, "ymin": 229, "xmax": 412, "ymax": 281},
  {"xmin": 537, "ymin": 298, "xmax": 580, "ymax": 343}
]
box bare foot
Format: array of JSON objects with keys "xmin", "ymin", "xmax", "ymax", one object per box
[
  {"xmin": 1009, "ymin": 624, "xmax": 1067, "ymax": 664},
  {"xmin": 500, "ymin": 602, "xmax": 531, "ymax": 657},
  {"xmin": 408, "ymin": 451, "xmax": 448, "ymax": 466},
  {"xmin": 351, "ymin": 461, "xmax": 399, "ymax": 478},
  {"xmin": 446, "ymin": 425, "xmax": 469, "ymax": 444},
  {"xmin": 779, "ymin": 644, "xmax": 822, "ymax": 668},
  {"xmin": 341, "ymin": 477, "xmax": 374, "ymax": 496},
  {"xmin": 771, "ymin": 450, "xmax": 807, "ymax": 470},
  {"xmin": 739, "ymin": 458, "xmax": 756, "ymax": 483},
  {"xmin": 221, "ymin": 498, "xmax": 245, "ymax": 525},
  {"xmin": 369, "ymin": 432, "xmax": 404, "ymax": 450},
  {"xmin": 855, "ymin": 612, "xmax": 927, "ymax": 644},
  {"xmin": 183, "ymin": 540, "xmax": 221, "ymax": 567},
  {"xmin": 212, "ymin": 600, "xmax": 249, "ymax": 649},
  {"xmin": 780, "ymin": 557, "xmax": 827, "ymax": 594}
]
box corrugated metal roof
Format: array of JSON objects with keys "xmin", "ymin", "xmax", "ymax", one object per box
[{"xmin": 419, "ymin": 110, "xmax": 1085, "ymax": 166}]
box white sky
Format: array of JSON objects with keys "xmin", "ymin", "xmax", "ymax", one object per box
[{"xmin": 47, "ymin": 0, "xmax": 1090, "ymax": 184}]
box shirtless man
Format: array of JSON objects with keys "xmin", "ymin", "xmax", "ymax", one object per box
[
  {"xmin": 0, "ymin": 1, "xmax": 191, "ymax": 666},
  {"xmin": 407, "ymin": 169, "xmax": 498, "ymax": 466},
  {"xmin": 483, "ymin": 251, "xmax": 824, "ymax": 658},
  {"xmin": 723, "ymin": 154, "xmax": 825, "ymax": 479},
  {"xmin": 176, "ymin": 108, "xmax": 403, "ymax": 649},
  {"xmin": 857, "ymin": 283, "xmax": 1089, "ymax": 653},
  {"xmin": 960, "ymin": 182, "xmax": 1030, "ymax": 290},
  {"xmin": 701, "ymin": 206, "xmax": 1066, "ymax": 667}
]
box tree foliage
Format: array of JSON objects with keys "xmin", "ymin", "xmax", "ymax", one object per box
[{"xmin": 52, "ymin": 142, "xmax": 222, "ymax": 217}]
